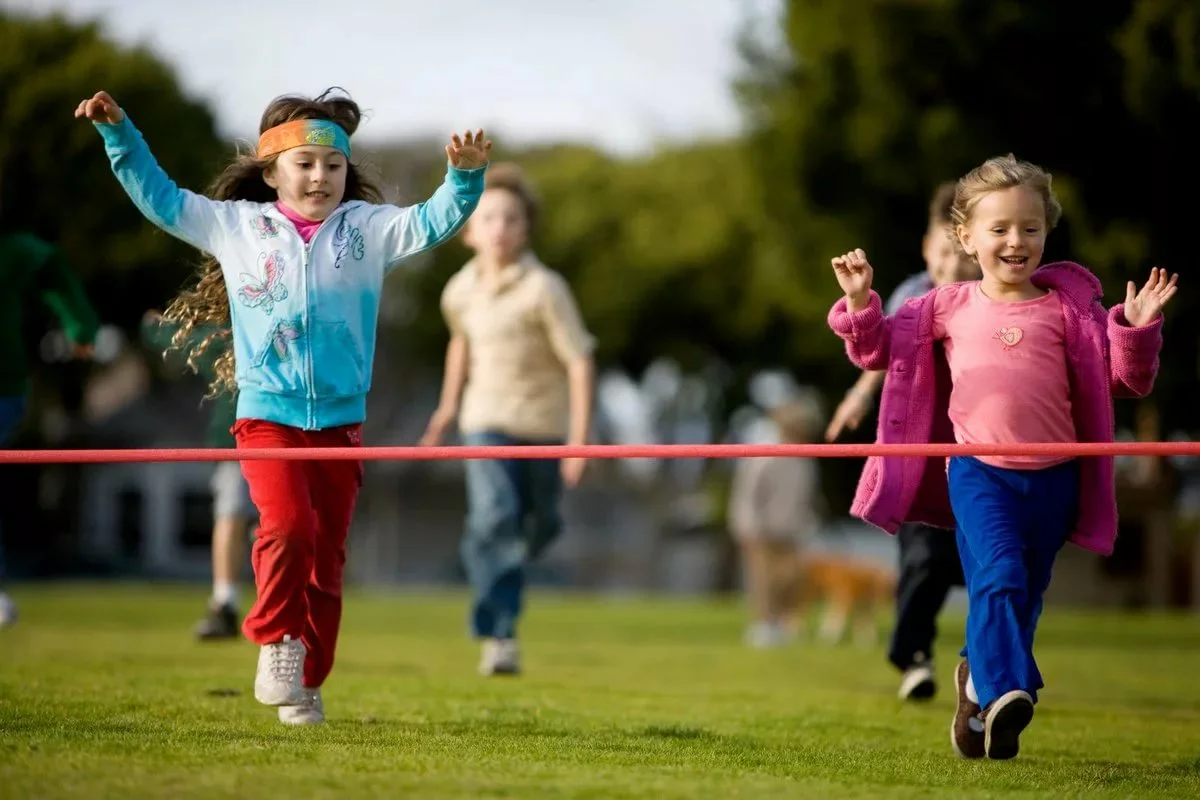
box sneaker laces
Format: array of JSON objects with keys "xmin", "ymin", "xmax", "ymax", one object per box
[{"xmin": 267, "ymin": 640, "xmax": 305, "ymax": 683}]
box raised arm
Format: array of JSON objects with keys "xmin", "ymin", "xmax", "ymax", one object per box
[
  {"xmin": 77, "ymin": 91, "xmax": 241, "ymax": 256},
  {"xmin": 1107, "ymin": 268, "xmax": 1177, "ymax": 398},
  {"xmin": 378, "ymin": 129, "xmax": 491, "ymax": 272},
  {"xmin": 1107, "ymin": 306, "xmax": 1162, "ymax": 397},
  {"xmin": 827, "ymin": 249, "xmax": 891, "ymax": 371},
  {"xmin": 828, "ymin": 293, "xmax": 892, "ymax": 370},
  {"xmin": 825, "ymin": 273, "xmax": 933, "ymax": 440}
]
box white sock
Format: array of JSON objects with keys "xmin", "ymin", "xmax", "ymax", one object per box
[
  {"xmin": 212, "ymin": 582, "xmax": 238, "ymax": 608},
  {"xmin": 966, "ymin": 672, "xmax": 980, "ymax": 705}
]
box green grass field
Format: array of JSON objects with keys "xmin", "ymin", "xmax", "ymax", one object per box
[{"xmin": 2, "ymin": 584, "xmax": 1199, "ymax": 799}]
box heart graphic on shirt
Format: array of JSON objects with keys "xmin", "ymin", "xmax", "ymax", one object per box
[{"xmin": 995, "ymin": 326, "xmax": 1024, "ymax": 348}]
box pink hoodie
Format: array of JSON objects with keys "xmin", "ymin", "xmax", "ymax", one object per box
[{"xmin": 827, "ymin": 261, "xmax": 1164, "ymax": 556}]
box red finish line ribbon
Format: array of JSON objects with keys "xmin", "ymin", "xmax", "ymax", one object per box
[{"xmin": 0, "ymin": 442, "xmax": 1196, "ymax": 463}]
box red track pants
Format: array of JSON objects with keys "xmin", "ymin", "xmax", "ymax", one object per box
[{"xmin": 234, "ymin": 418, "xmax": 363, "ymax": 689}]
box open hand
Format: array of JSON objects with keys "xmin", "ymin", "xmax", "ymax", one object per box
[
  {"xmin": 446, "ymin": 129, "xmax": 492, "ymax": 169},
  {"xmin": 74, "ymin": 91, "xmax": 125, "ymax": 124},
  {"xmin": 824, "ymin": 392, "xmax": 871, "ymax": 442},
  {"xmin": 832, "ymin": 249, "xmax": 874, "ymax": 310},
  {"xmin": 418, "ymin": 405, "xmax": 457, "ymax": 447},
  {"xmin": 1124, "ymin": 267, "xmax": 1179, "ymax": 327}
]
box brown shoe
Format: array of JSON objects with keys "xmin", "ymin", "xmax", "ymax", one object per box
[
  {"xmin": 984, "ymin": 690, "xmax": 1035, "ymax": 760},
  {"xmin": 950, "ymin": 660, "xmax": 985, "ymax": 759}
]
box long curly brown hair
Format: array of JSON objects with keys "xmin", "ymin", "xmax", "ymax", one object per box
[{"xmin": 162, "ymin": 87, "xmax": 383, "ymax": 396}]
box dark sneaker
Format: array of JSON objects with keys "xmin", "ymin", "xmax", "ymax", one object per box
[
  {"xmin": 950, "ymin": 660, "xmax": 985, "ymax": 758},
  {"xmin": 984, "ymin": 689, "xmax": 1035, "ymax": 760},
  {"xmin": 194, "ymin": 603, "xmax": 239, "ymax": 641}
]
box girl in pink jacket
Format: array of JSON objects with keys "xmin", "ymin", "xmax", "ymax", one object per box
[{"xmin": 826, "ymin": 154, "xmax": 1177, "ymax": 761}]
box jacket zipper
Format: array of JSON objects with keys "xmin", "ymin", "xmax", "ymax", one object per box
[
  {"xmin": 269, "ymin": 205, "xmax": 346, "ymax": 430},
  {"xmin": 301, "ymin": 239, "xmax": 315, "ymax": 429}
]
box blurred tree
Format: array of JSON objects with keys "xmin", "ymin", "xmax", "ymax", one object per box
[
  {"xmin": 0, "ymin": 12, "xmax": 228, "ymax": 574},
  {"xmin": 0, "ymin": 12, "xmax": 227, "ymax": 332},
  {"xmin": 1109, "ymin": 0, "xmax": 1200, "ymax": 430},
  {"xmin": 735, "ymin": 0, "xmax": 1200, "ymax": 431}
]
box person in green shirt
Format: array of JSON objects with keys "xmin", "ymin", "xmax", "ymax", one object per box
[
  {"xmin": 141, "ymin": 311, "xmax": 256, "ymax": 640},
  {"xmin": 0, "ymin": 232, "xmax": 99, "ymax": 629}
]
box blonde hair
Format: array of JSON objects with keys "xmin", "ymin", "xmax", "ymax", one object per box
[{"xmin": 950, "ymin": 154, "xmax": 1063, "ymax": 240}]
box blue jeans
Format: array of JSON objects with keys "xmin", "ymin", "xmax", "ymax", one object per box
[
  {"xmin": 0, "ymin": 396, "xmax": 29, "ymax": 584},
  {"xmin": 949, "ymin": 456, "xmax": 1079, "ymax": 711},
  {"xmin": 460, "ymin": 431, "xmax": 563, "ymax": 640}
]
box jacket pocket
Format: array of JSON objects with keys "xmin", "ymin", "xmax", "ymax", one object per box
[
  {"xmin": 310, "ymin": 320, "xmax": 366, "ymax": 397},
  {"xmin": 240, "ymin": 319, "xmax": 306, "ymax": 395}
]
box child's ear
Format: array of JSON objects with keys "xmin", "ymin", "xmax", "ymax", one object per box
[
  {"xmin": 955, "ymin": 224, "xmax": 974, "ymax": 255},
  {"xmin": 262, "ymin": 165, "xmax": 278, "ymax": 190}
]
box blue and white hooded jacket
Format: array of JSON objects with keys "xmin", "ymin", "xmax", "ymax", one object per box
[{"xmin": 94, "ymin": 117, "xmax": 484, "ymax": 431}]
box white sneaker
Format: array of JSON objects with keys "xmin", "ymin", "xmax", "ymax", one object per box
[
  {"xmin": 899, "ymin": 661, "xmax": 937, "ymax": 701},
  {"xmin": 0, "ymin": 592, "xmax": 17, "ymax": 629},
  {"xmin": 744, "ymin": 621, "xmax": 787, "ymax": 649},
  {"xmin": 478, "ymin": 638, "xmax": 521, "ymax": 676},
  {"xmin": 278, "ymin": 687, "xmax": 324, "ymax": 725},
  {"xmin": 254, "ymin": 635, "xmax": 307, "ymax": 706}
]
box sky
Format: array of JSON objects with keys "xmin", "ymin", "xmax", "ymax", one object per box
[{"xmin": 11, "ymin": 0, "xmax": 782, "ymax": 155}]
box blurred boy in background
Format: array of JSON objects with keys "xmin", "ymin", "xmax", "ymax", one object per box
[{"xmin": 824, "ymin": 183, "xmax": 980, "ymax": 701}]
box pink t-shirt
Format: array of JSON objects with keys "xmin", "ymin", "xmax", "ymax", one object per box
[
  {"xmin": 275, "ymin": 201, "xmax": 323, "ymax": 243},
  {"xmin": 932, "ymin": 283, "xmax": 1075, "ymax": 469}
]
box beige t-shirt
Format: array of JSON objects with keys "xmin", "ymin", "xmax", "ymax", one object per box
[{"xmin": 441, "ymin": 253, "xmax": 595, "ymax": 441}]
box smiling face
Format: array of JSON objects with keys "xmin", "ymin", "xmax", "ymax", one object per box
[
  {"xmin": 956, "ymin": 184, "xmax": 1047, "ymax": 289},
  {"xmin": 263, "ymin": 145, "xmax": 348, "ymax": 221}
]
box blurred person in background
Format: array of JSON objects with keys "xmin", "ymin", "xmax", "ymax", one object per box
[
  {"xmin": 727, "ymin": 398, "xmax": 822, "ymax": 648},
  {"xmin": 141, "ymin": 310, "xmax": 256, "ymax": 641},
  {"xmin": 421, "ymin": 163, "xmax": 595, "ymax": 678},
  {"xmin": 824, "ymin": 183, "xmax": 979, "ymax": 702},
  {"xmin": 0, "ymin": 224, "xmax": 98, "ymax": 628}
]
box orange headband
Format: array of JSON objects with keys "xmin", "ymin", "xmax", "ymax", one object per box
[{"xmin": 256, "ymin": 119, "xmax": 352, "ymax": 160}]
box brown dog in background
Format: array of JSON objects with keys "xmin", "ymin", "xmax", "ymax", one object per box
[{"xmin": 792, "ymin": 552, "xmax": 896, "ymax": 647}]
